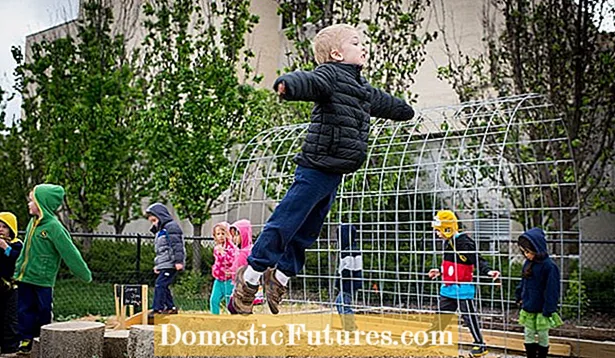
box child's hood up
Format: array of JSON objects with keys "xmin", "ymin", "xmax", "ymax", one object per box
[
  {"xmin": 145, "ymin": 203, "xmax": 174, "ymax": 229},
  {"xmin": 520, "ymin": 227, "xmax": 549, "ymax": 258},
  {"xmin": 33, "ymin": 184, "xmax": 65, "ymax": 221},
  {"xmin": 231, "ymin": 219, "xmax": 252, "ymax": 248}
]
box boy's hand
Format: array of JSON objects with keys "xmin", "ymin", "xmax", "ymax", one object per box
[
  {"xmin": 428, "ymin": 268, "xmax": 441, "ymax": 280},
  {"xmin": 175, "ymin": 263, "xmax": 184, "ymax": 271},
  {"xmin": 154, "ymin": 267, "xmax": 160, "ymax": 274},
  {"xmin": 277, "ymin": 81, "xmax": 286, "ymax": 96},
  {"xmin": 488, "ymin": 270, "xmax": 500, "ymax": 281}
]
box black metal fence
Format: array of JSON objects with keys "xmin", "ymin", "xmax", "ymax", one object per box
[{"xmin": 18, "ymin": 232, "xmax": 615, "ymax": 330}]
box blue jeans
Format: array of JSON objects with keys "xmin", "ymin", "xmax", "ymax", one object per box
[
  {"xmin": 335, "ymin": 291, "xmax": 354, "ymax": 314},
  {"xmin": 152, "ymin": 269, "xmax": 178, "ymax": 312},
  {"xmin": 335, "ymin": 291, "xmax": 357, "ymax": 331},
  {"xmin": 17, "ymin": 282, "xmax": 53, "ymax": 340},
  {"xmin": 248, "ymin": 166, "xmax": 342, "ymax": 276},
  {"xmin": 210, "ymin": 279, "xmax": 234, "ymax": 314}
]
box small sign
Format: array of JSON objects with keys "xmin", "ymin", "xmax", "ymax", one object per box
[
  {"xmin": 114, "ymin": 284, "xmax": 149, "ymax": 329},
  {"xmin": 122, "ymin": 285, "xmax": 144, "ymax": 306}
]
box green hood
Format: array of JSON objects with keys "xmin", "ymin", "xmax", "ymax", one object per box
[{"xmin": 33, "ymin": 184, "xmax": 65, "ymax": 221}]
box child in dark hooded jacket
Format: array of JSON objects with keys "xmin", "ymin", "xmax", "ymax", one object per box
[
  {"xmin": 145, "ymin": 203, "xmax": 186, "ymax": 315},
  {"xmin": 516, "ymin": 228, "xmax": 562, "ymax": 358}
]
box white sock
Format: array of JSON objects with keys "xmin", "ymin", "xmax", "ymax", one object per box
[
  {"xmin": 274, "ymin": 269, "xmax": 290, "ymax": 286},
  {"xmin": 243, "ymin": 266, "xmax": 263, "ymax": 286}
]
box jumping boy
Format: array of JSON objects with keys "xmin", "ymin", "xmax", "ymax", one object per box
[{"xmin": 229, "ymin": 23, "xmax": 415, "ymax": 315}]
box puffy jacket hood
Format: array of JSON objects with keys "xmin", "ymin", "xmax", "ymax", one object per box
[
  {"xmin": 520, "ymin": 227, "xmax": 549, "ymax": 258},
  {"xmin": 33, "ymin": 184, "xmax": 65, "ymax": 221},
  {"xmin": 0, "ymin": 212, "xmax": 18, "ymax": 237},
  {"xmin": 145, "ymin": 203, "xmax": 174, "ymax": 230},
  {"xmin": 231, "ymin": 219, "xmax": 253, "ymax": 249}
]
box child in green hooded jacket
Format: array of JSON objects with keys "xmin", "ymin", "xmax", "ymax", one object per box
[{"xmin": 13, "ymin": 184, "xmax": 92, "ymax": 354}]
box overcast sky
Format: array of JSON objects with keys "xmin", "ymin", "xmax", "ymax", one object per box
[
  {"xmin": 1, "ymin": 1, "xmax": 613, "ymax": 127},
  {"xmin": 0, "ymin": 0, "xmax": 79, "ymax": 126}
]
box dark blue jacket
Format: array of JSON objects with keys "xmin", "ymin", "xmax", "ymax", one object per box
[
  {"xmin": 0, "ymin": 238, "xmax": 22, "ymax": 287},
  {"xmin": 515, "ymin": 228, "xmax": 560, "ymax": 317},
  {"xmin": 335, "ymin": 224, "xmax": 363, "ymax": 295}
]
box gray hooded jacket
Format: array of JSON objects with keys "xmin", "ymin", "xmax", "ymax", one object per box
[{"xmin": 146, "ymin": 203, "xmax": 186, "ymax": 270}]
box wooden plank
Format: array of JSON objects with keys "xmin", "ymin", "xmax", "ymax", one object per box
[{"xmin": 459, "ymin": 331, "xmax": 571, "ymax": 356}]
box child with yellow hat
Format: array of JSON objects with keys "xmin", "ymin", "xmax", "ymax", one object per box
[
  {"xmin": 427, "ymin": 210, "xmax": 499, "ymax": 357},
  {"xmin": 0, "ymin": 212, "xmax": 23, "ymax": 354}
]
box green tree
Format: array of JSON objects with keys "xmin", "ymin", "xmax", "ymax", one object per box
[
  {"xmin": 0, "ymin": 86, "xmax": 30, "ymax": 223},
  {"xmin": 13, "ymin": 1, "xmax": 147, "ymax": 239},
  {"xmin": 140, "ymin": 0, "xmax": 278, "ymax": 271},
  {"xmin": 437, "ymin": 0, "xmax": 615, "ymax": 230}
]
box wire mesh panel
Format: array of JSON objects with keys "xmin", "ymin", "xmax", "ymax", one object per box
[{"xmin": 225, "ymin": 94, "xmax": 582, "ymax": 354}]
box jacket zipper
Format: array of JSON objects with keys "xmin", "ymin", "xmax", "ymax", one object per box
[{"xmin": 17, "ymin": 219, "xmax": 39, "ymax": 281}]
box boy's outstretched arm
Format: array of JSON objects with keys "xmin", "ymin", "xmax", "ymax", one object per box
[
  {"xmin": 368, "ymin": 86, "xmax": 414, "ymax": 121},
  {"xmin": 273, "ymin": 65, "xmax": 335, "ymax": 102},
  {"xmin": 53, "ymin": 228, "xmax": 92, "ymax": 283}
]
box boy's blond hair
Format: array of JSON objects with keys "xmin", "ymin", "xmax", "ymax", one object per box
[{"xmin": 313, "ymin": 24, "xmax": 358, "ymax": 64}]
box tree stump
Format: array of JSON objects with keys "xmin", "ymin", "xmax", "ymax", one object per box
[
  {"xmin": 128, "ymin": 324, "xmax": 154, "ymax": 358},
  {"xmin": 104, "ymin": 329, "xmax": 129, "ymax": 358},
  {"xmin": 40, "ymin": 321, "xmax": 105, "ymax": 358}
]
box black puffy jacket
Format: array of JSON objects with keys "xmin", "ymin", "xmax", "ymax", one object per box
[{"xmin": 274, "ymin": 62, "xmax": 414, "ymax": 174}]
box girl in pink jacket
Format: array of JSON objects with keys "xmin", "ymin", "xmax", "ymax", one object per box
[
  {"xmin": 210, "ymin": 222, "xmax": 237, "ymax": 314},
  {"xmin": 230, "ymin": 220, "xmax": 263, "ymax": 305}
]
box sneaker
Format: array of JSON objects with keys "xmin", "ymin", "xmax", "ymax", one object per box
[
  {"xmin": 163, "ymin": 307, "xmax": 179, "ymax": 315},
  {"xmin": 228, "ymin": 265, "xmax": 259, "ymax": 315},
  {"xmin": 470, "ymin": 344, "xmax": 488, "ymax": 357},
  {"xmin": 16, "ymin": 339, "xmax": 32, "ymax": 355},
  {"xmin": 262, "ymin": 268, "xmax": 287, "ymax": 315}
]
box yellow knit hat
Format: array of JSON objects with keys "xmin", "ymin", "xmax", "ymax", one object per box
[
  {"xmin": 431, "ymin": 210, "xmax": 458, "ymax": 239},
  {"xmin": 0, "ymin": 212, "xmax": 18, "ymax": 238}
]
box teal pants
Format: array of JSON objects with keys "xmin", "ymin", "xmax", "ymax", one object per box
[
  {"xmin": 524, "ymin": 327, "xmax": 549, "ymax": 347},
  {"xmin": 210, "ymin": 279, "xmax": 234, "ymax": 315}
]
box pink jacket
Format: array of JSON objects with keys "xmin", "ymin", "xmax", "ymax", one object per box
[
  {"xmin": 211, "ymin": 222, "xmax": 237, "ymax": 281},
  {"xmin": 230, "ymin": 219, "xmax": 253, "ymax": 281}
]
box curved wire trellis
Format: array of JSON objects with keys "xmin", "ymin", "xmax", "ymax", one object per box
[{"xmin": 225, "ymin": 94, "xmax": 582, "ymax": 355}]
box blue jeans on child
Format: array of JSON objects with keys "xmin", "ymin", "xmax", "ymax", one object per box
[
  {"xmin": 153, "ymin": 269, "xmax": 178, "ymax": 312},
  {"xmin": 335, "ymin": 291, "xmax": 357, "ymax": 331},
  {"xmin": 17, "ymin": 282, "xmax": 53, "ymax": 340},
  {"xmin": 248, "ymin": 165, "xmax": 342, "ymax": 276},
  {"xmin": 210, "ymin": 279, "xmax": 234, "ymax": 314},
  {"xmin": 335, "ymin": 291, "xmax": 354, "ymax": 314}
]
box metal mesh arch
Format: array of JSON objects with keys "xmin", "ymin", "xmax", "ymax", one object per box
[{"xmin": 225, "ymin": 94, "xmax": 581, "ymax": 351}]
